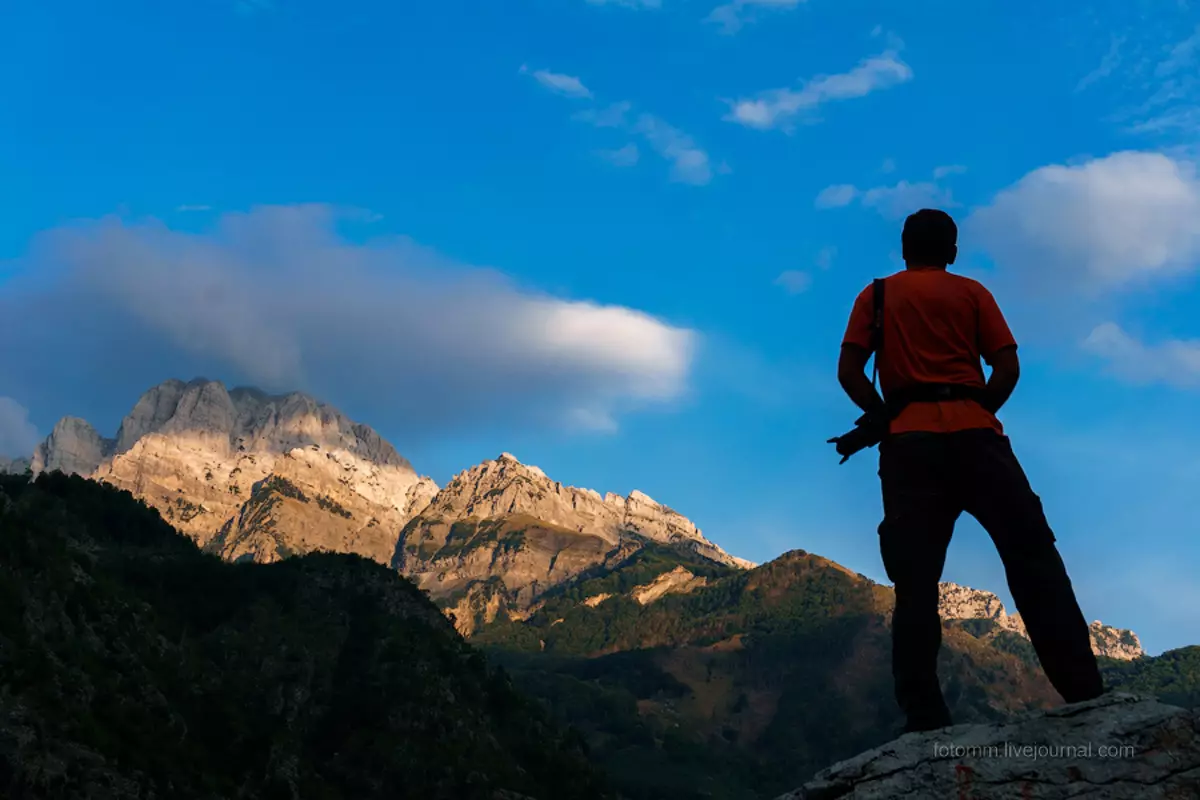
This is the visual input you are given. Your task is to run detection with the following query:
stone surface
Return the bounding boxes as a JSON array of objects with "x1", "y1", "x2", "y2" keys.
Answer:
[
  {"x1": 777, "y1": 692, "x2": 1200, "y2": 800},
  {"x1": 31, "y1": 417, "x2": 114, "y2": 477},
  {"x1": 393, "y1": 454, "x2": 751, "y2": 634},
  {"x1": 631, "y1": 565, "x2": 708, "y2": 605},
  {"x1": 32, "y1": 379, "x2": 437, "y2": 565},
  {"x1": 404, "y1": 452, "x2": 751, "y2": 568},
  {"x1": 940, "y1": 582, "x2": 1144, "y2": 661}
]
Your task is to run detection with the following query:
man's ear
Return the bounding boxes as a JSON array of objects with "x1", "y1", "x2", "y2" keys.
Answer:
[{"x1": 946, "y1": 244, "x2": 958, "y2": 265}]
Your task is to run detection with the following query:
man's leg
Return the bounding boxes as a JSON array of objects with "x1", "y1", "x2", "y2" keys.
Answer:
[
  {"x1": 879, "y1": 433, "x2": 962, "y2": 731},
  {"x1": 958, "y1": 431, "x2": 1104, "y2": 703}
]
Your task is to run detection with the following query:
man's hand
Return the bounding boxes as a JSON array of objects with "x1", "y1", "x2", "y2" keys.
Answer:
[
  {"x1": 982, "y1": 345, "x2": 1020, "y2": 414},
  {"x1": 828, "y1": 411, "x2": 888, "y2": 464}
]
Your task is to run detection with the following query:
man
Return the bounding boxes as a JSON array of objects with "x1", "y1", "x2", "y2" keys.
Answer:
[{"x1": 837, "y1": 208, "x2": 1104, "y2": 733}]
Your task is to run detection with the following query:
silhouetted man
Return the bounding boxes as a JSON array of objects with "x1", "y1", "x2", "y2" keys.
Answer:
[{"x1": 837, "y1": 209, "x2": 1104, "y2": 733}]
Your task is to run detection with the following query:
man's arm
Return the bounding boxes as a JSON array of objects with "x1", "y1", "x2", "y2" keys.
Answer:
[
  {"x1": 837, "y1": 344, "x2": 886, "y2": 415},
  {"x1": 982, "y1": 344, "x2": 1019, "y2": 414}
]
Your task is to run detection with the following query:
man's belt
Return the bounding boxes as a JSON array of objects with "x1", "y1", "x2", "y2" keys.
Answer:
[
  {"x1": 884, "y1": 382, "x2": 989, "y2": 417},
  {"x1": 827, "y1": 382, "x2": 990, "y2": 464}
]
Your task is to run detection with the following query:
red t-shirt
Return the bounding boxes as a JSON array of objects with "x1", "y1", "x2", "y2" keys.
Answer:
[{"x1": 841, "y1": 267, "x2": 1017, "y2": 435}]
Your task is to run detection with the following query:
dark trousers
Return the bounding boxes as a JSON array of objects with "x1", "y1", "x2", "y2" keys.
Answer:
[{"x1": 878, "y1": 428, "x2": 1104, "y2": 726}]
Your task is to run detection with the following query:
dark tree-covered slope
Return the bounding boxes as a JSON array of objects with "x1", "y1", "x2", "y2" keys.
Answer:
[{"x1": 0, "y1": 472, "x2": 611, "y2": 800}]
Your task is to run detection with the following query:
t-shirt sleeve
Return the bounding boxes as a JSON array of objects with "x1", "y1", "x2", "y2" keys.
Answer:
[
  {"x1": 975, "y1": 284, "x2": 1017, "y2": 363},
  {"x1": 841, "y1": 285, "x2": 875, "y2": 352}
]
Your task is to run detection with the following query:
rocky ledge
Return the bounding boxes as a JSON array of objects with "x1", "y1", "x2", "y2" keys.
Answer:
[{"x1": 778, "y1": 692, "x2": 1199, "y2": 799}]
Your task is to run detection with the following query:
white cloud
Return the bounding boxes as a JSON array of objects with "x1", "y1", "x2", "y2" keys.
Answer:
[
  {"x1": 633, "y1": 114, "x2": 713, "y2": 185},
  {"x1": 815, "y1": 179, "x2": 954, "y2": 219},
  {"x1": 773, "y1": 270, "x2": 811, "y2": 294},
  {"x1": 814, "y1": 184, "x2": 858, "y2": 208},
  {"x1": 598, "y1": 143, "x2": 640, "y2": 167},
  {"x1": 521, "y1": 65, "x2": 592, "y2": 99},
  {"x1": 967, "y1": 151, "x2": 1200, "y2": 291},
  {"x1": 815, "y1": 245, "x2": 837, "y2": 270},
  {"x1": 1, "y1": 205, "x2": 697, "y2": 435},
  {"x1": 1076, "y1": 35, "x2": 1124, "y2": 92},
  {"x1": 1083, "y1": 323, "x2": 1200, "y2": 387},
  {"x1": 0, "y1": 398, "x2": 39, "y2": 459},
  {"x1": 932, "y1": 164, "x2": 967, "y2": 179},
  {"x1": 725, "y1": 49, "x2": 912, "y2": 131},
  {"x1": 176, "y1": 204, "x2": 213, "y2": 212},
  {"x1": 706, "y1": 0, "x2": 803, "y2": 35}
]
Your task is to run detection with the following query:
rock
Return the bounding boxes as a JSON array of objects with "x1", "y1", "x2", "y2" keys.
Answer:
[
  {"x1": 30, "y1": 417, "x2": 115, "y2": 477},
  {"x1": 408, "y1": 453, "x2": 750, "y2": 569},
  {"x1": 1091, "y1": 621, "x2": 1145, "y2": 661},
  {"x1": 776, "y1": 692, "x2": 1200, "y2": 799},
  {"x1": 630, "y1": 565, "x2": 708, "y2": 605},
  {"x1": 32, "y1": 379, "x2": 437, "y2": 565},
  {"x1": 393, "y1": 454, "x2": 751, "y2": 624},
  {"x1": 940, "y1": 582, "x2": 1029, "y2": 637},
  {"x1": 940, "y1": 582, "x2": 1144, "y2": 661}
]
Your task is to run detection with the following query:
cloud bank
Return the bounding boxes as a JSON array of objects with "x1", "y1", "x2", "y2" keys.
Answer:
[
  {"x1": 968, "y1": 151, "x2": 1200, "y2": 292},
  {"x1": 0, "y1": 205, "x2": 697, "y2": 440},
  {"x1": 0, "y1": 398, "x2": 40, "y2": 459}
]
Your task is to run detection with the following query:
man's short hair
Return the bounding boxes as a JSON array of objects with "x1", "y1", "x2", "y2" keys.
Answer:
[{"x1": 902, "y1": 209, "x2": 958, "y2": 265}]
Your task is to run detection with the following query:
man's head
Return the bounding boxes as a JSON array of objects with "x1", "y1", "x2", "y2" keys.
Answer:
[{"x1": 902, "y1": 209, "x2": 957, "y2": 268}]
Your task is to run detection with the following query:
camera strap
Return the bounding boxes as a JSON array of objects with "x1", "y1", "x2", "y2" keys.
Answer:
[{"x1": 871, "y1": 277, "x2": 885, "y2": 392}]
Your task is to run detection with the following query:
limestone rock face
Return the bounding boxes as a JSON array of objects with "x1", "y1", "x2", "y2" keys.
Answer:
[
  {"x1": 393, "y1": 454, "x2": 749, "y2": 631},
  {"x1": 406, "y1": 453, "x2": 750, "y2": 568},
  {"x1": 31, "y1": 417, "x2": 115, "y2": 477},
  {"x1": 939, "y1": 582, "x2": 1144, "y2": 661},
  {"x1": 939, "y1": 582, "x2": 1028, "y2": 637},
  {"x1": 32, "y1": 379, "x2": 437, "y2": 565},
  {"x1": 1090, "y1": 621, "x2": 1145, "y2": 661},
  {"x1": 777, "y1": 693, "x2": 1200, "y2": 800},
  {"x1": 631, "y1": 565, "x2": 708, "y2": 605}
]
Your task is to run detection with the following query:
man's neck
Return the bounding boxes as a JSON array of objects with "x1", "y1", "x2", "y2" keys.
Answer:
[{"x1": 904, "y1": 262, "x2": 948, "y2": 271}]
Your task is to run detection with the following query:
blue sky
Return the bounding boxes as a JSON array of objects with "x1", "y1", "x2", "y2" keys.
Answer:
[{"x1": 2, "y1": 0, "x2": 1199, "y2": 654}]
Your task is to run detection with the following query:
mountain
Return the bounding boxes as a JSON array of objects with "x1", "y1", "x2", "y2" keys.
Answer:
[
  {"x1": 31, "y1": 378, "x2": 438, "y2": 565},
  {"x1": 469, "y1": 547, "x2": 1071, "y2": 799},
  {"x1": 0, "y1": 469, "x2": 612, "y2": 799},
  {"x1": 392, "y1": 452, "x2": 752, "y2": 635},
  {"x1": 939, "y1": 581, "x2": 1144, "y2": 661},
  {"x1": 29, "y1": 382, "x2": 748, "y2": 612},
  {"x1": 777, "y1": 692, "x2": 1200, "y2": 799},
  {"x1": 465, "y1": 545, "x2": 1177, "y2": 799}
]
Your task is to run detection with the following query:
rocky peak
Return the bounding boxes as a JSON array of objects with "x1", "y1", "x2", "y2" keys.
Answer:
[
  {"x1": 777, "y1": 693, "x2": 1200, "y2": 799},
  {"x1": 31, "y1": 378, "x2": 437, "y2": 565},
  {"x1": 1090, "y1": 620, "x2": 1145, "y2": 661},
  {"x1": 939, "y1": 582, "x2": 1144, "y2": 661},
  {"x1": 31, "y1": 417, "x2": 115, "y2": 477},
  {"x1": 109, "y1": 379, "x2": 415, "y2": 470},
  {"x1": 424, "y1": 452, "x2": 749, "y2": 568},
  {"x1": 939, "y1": 582, "x2": 1027, "y2": 635}
]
